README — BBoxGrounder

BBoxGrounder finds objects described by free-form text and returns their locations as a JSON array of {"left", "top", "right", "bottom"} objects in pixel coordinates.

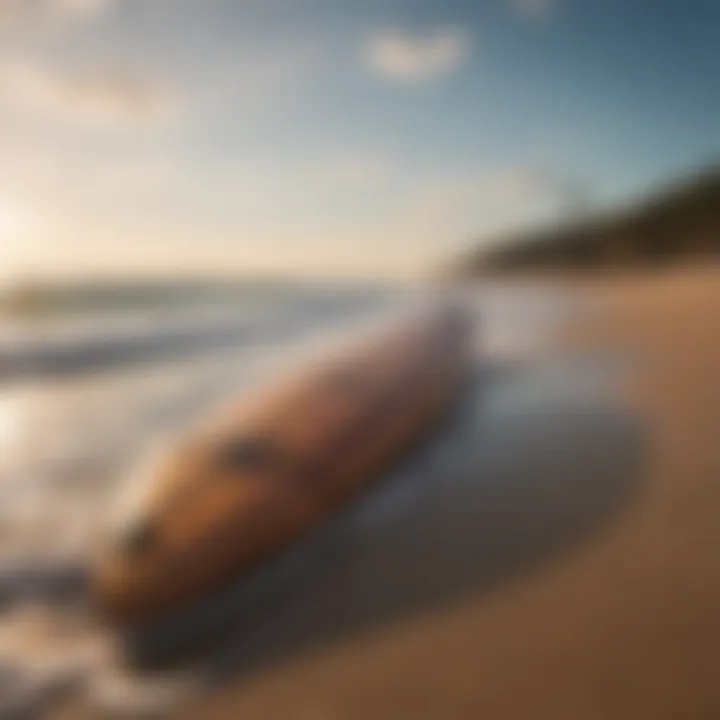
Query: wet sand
[{"left": 192, "top": 268, "right": 720, "bottom": 720}]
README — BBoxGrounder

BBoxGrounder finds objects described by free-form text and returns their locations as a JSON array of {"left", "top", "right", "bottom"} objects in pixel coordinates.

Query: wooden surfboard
[{"left": 92, "top": 301, "right": 474, "bottom": 625}]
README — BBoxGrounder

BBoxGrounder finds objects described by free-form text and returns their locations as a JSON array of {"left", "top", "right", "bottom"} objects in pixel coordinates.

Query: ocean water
[{"left": 0, "top": 281, "right": 573, "bottom": 717}]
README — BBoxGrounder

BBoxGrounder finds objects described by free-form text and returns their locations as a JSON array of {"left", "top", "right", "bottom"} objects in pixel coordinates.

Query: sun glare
[
  {"left": 0, "top": 197, "right": 28, "bottom": 239},
  {"left": 0, "top": 197, "right": 34, "bottom": 276}
]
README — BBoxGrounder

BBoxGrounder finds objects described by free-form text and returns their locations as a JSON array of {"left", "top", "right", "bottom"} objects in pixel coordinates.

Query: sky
[{"left": 0, "top": 0, "right": 718, "bottom": 279}]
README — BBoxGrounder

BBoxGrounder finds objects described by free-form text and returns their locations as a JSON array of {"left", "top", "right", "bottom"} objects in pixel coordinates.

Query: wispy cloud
[
  {"left": 510, "top": 0, "right": 557, "bottom": 22},
  {"left": 0, "top": 58, "right": 176, "bottom": 128},
  {"left": 362, "top": 27, "right": 471, "bottom": 84}
]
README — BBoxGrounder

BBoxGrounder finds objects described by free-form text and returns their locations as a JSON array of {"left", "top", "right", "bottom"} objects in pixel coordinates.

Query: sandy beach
[
  {"left": 3, "top": 271, "right": 717, "bottom": 718},
  {"left": 191, "top": 268, "right": 720, "bottom": 720}
]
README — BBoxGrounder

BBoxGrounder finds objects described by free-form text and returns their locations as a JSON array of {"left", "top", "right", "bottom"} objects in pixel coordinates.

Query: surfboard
[{"left": 92, "top": 301, "right": 474, "bottom": 625}]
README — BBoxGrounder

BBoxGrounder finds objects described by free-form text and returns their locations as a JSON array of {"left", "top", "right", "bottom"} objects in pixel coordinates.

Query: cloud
[
  {"left": 0, "top": 58, "right": 176, "bottom": 127},
  {"left": 510, "top": 0, "right": 557, "bottom": 22},
  {"left": 362, "top": 27, "right": 471, "bottom": 83}
]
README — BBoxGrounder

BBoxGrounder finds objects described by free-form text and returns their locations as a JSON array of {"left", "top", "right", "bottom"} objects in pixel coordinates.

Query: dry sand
[{"left": 192, "top": 267, "right": 720, "bottom": 719}]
